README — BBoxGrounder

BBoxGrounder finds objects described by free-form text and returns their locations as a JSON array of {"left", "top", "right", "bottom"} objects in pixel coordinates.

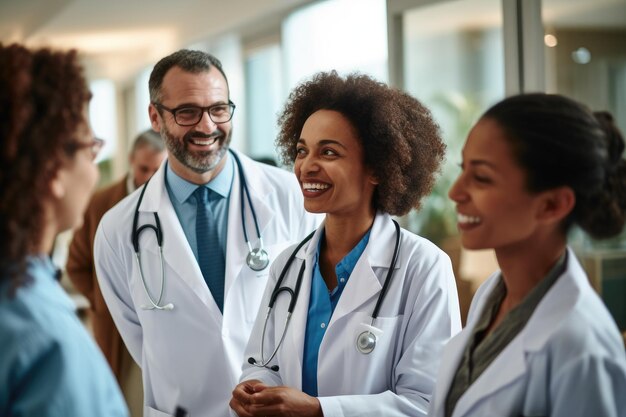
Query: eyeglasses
[
  {"left": 66, "top": 137, "right": 105, "bottom": 161},
  {"left": 153, "top": 101, "right": 236, "bottom": 126}
]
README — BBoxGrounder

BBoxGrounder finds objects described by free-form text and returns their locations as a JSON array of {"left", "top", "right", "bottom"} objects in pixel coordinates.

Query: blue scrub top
[
  {"left": 0, "top": 255, "right": 128, "bottom": 417},
  {"left": 302, "top": 229, "right": 371, "bottom": 396}
]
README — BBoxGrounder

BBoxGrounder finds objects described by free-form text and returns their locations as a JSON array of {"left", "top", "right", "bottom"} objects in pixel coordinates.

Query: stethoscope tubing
[
  {"left": 251, "top": 220, "right": 401, "bottom": 369},
  {"left": 132, "top": 151, "right": 266, "bottom": 310}
]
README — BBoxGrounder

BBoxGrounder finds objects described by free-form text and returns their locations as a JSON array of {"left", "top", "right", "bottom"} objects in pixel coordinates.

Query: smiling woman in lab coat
[
  {"left": 229, "top": 71, "right": 462, "bottom": 417},
  {"left": 429, "top": 93, "right": 626, "bottom": 417}
]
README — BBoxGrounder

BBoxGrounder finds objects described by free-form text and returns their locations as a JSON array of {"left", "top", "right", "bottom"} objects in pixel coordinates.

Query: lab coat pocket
[
  {"left": 343, "top": 312, "right": 403, "bottom": 393},
  {"left": 241, "top": 267, "right": 270, "bottom": 324}
]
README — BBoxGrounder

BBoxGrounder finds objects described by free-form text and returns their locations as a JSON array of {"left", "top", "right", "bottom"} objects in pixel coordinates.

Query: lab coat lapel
[
  {"left": 329, "top": 213, "right": 394, "bottom": 326},
  {"left": 224, "top": 152, "right": 274, "bottom": 296},
  {"left": 431, "top": 330, "right": 473, "bottom": 415},
  {"left": 451, "top": 248, "right": 581, "bottom": 417},
  {"left": 453, "top": 335, "right": 527, "bottom": 417},
  {"left": 285, "top": 225, "right": 322, "bottom": 389},
  {"left": 139, "top": 162, "right": 220, "bottom": 315}
]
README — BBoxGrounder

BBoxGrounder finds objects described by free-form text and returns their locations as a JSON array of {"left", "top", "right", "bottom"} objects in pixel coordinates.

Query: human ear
[
  {"left": 49, "top": 170, "right": 67, "bottom": 199},
  {"left": 536, "top": 186, "right": 575, "bottom": 224},
  {"left": 148, "top": 104, "right": 162, "bottom": 132}
]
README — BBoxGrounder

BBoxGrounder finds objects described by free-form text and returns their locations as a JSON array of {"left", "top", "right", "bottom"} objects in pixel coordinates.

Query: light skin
[
  {"left": 148, "top": 65, "right": 232, "bottom": 185},
  {"left": 130, "top": 145, "right": 167, "bottom": 188},
  {"left": 43, "top": 127, "right": 100, "bottom": 253},
  {"left": 230, "top": 110, "right": 378, "bottom": 417},
  {"left": 449, "top": 117, "right": 575, "bottom": 331}
]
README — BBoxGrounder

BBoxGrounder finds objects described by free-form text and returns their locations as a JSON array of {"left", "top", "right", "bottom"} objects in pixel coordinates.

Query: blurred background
[{"left": 2, "top": 0, "right": 625, "bottom": 326}]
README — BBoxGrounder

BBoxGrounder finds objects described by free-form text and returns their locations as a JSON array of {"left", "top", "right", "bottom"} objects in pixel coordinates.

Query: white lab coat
[
  {"left": 239, "top": 212, "right": 462, "bottom": 417},
  {"left": 94, "top": 151, "right": 321, "bottom": 417},
  {"left": 428, "top": 247, "right": 626, "bottom": 417}
]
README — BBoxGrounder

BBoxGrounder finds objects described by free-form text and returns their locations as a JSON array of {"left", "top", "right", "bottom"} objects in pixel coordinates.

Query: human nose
[
  {"left": 195, "top": 109, "right": 218, "bottom": 133},
  {"left": 448, "top": 173, "right": 467, "bottom": 203},
  {"left": 296, "top": 153, "right": 319, "bottom": 176}
]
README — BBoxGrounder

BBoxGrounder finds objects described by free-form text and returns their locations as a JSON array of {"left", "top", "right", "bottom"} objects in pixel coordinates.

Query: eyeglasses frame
[{"left": 152, "top": 101, "right": 236, "bottom": 126}]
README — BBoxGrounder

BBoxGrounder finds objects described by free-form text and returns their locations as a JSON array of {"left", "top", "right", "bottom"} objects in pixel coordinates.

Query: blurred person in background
[
  {"left": 0, "top": 43, "right": 128, "bottom": 416},
  {"left": 67, "top": 129, "right": 166, "bottom": 417}
]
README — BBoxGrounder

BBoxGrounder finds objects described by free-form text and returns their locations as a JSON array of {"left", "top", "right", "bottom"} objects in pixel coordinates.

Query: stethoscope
[
  {"left": 248, "top": 220, "right": 401, "bottom": 371},
  {"left": 132, "top": 149, "right": 269, "bottom": 311}
]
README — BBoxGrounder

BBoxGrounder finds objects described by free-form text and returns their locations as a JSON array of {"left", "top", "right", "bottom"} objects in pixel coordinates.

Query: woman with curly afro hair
[
  {"left": 231, "top": 71, "right": 461, "bottom": 417},
  {"left": 0, "top": 44, "right": 128, "bottom": 416}
]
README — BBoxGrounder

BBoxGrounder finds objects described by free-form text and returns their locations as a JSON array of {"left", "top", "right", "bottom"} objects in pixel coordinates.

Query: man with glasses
[
  {"left": 67, "top": 129, "right": 166, "bottom": 417},
  {"left": 93, "top": 49, "right": 319, "bottom": 417}
]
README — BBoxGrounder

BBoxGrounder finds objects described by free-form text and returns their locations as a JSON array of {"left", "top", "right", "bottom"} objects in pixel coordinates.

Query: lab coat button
[{"left": 320, "top": 323, "right": 326, "bottom": 328}]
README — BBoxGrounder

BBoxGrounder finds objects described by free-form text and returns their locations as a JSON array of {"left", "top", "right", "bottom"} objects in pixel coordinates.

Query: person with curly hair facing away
[
  {"left": 0, "top": 43, "right": 128, "bottom": 417},
  {"left": 428, "top": 93, "right": 626, "bottom": 417},
  {"left": 230, "top": 71, "right": 461, "bottom": 417}
]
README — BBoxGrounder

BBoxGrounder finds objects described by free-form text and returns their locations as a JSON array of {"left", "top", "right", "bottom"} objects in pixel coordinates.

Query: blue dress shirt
[
  {"left": 0, "top": 255, "right": 128, "bottom": 417},
  {"left": 301, "top": 229, "right": 371, "bottom": 396},
  {"left": 165, "top": 155, "right": 234, "bottom": 262}
]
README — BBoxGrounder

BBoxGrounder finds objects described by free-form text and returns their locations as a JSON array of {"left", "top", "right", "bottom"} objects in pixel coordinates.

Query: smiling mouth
[
  {"left": 189, "top": 137, "right": 219, "bottom": 146},
  {"left": 457, "top": 213, "right": 482, "bottom": 225},
  {"left": 302, "top": 182, "right": 330, "bottom": 192}
]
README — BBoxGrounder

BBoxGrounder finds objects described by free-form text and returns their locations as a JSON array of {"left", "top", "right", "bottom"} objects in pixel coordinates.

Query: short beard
[{"left": 161, "top": 125, "right": 231, "bottom": 174}]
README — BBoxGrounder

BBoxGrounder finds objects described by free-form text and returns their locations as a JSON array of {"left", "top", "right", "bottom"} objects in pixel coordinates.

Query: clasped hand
[{"left": 230, "top": 379, "right": 323, "bottom": 417}]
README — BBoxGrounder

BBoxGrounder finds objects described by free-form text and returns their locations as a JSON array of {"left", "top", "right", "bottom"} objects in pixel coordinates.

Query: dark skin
[{"left": 230, "top": 110, "right": 378, "bottom": 417}]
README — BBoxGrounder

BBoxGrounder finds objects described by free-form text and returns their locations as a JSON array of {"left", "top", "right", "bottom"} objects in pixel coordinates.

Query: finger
[
  {"left": 232, "top": 384, "right": 255, "bottom": 405},
  {"left": 229, "top": 398, "right": 254, "bottom": 417}
]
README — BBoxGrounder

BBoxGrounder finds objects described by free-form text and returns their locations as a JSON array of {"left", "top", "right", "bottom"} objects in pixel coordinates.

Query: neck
[
  {"left": 322, "top": 209, "right": 376, "bottom": 264},
  {"left": 495, "top": 233, "right": 567, "bottom": 307}
]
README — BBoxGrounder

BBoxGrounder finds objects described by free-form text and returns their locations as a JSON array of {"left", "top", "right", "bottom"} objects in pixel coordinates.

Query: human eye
[
  {"left": 175, "top": 107, "right": 200, "bottom": 122},
  {"left": 473, "top": 171, "right": 492, "bottom": 184},
  {"left": 209, "top": 104, "right": 229, "bottom": 115},
  {"left": 321, "top": 147, "right": 339, "bottom": 157},
  {"left": 295, "top": 145, "right": 308, "bottom": 158}
]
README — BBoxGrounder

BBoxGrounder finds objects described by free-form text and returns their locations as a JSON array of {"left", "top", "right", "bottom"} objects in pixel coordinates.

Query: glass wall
[
  {"left": 243, "top": 0, "right": 389, "bottom": 161},
  {"left": 401, "top": 0, "right": 504, "bottom": 246},
  {"left": 543, "top": 0, "right": 626, "bottom": 332}
]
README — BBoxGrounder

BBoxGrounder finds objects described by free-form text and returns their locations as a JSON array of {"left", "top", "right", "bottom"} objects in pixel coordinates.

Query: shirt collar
[
  {"left": 165, "top": 153, "right": 234, "bottom": 203},
  {"left": 314, "top": 228, "right": 372, "bottom": 279}
]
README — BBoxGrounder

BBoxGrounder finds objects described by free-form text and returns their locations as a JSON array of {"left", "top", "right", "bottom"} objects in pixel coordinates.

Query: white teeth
[
  {"left": 302, "top": 182, "right": 329, "bottom": 191},
  {"left": 458, "top": 213, "right": 482, "bottom": 224},
  {"left": 190, "top": 137, "right": 219, "bottom": 146}
]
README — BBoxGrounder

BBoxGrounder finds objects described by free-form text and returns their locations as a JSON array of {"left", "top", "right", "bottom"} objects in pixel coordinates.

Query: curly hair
[
  {"left": 483, "top": 93, "right": 626, "bottom": 239},
  {"left": 276, "top": 71, "right": 445, "bottom": 216},
  {"left": 0, "top": 43, "right": 91, "bottom": 289}
]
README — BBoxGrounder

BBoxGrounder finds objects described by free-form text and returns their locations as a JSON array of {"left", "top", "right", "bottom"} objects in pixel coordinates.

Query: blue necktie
[{"left": 194, "top": 186, "right": 225, "bottom": 312}]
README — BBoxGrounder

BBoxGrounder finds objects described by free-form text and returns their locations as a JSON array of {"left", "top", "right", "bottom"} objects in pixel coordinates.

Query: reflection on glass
[
  {"left": 401, "top": 0, "right": 504, "bottom": 246},
  {"left": 544, "top": 0, "right": 626, "bottom": 250}
]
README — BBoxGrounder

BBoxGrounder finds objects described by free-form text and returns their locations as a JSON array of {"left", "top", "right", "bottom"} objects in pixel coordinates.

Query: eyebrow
[
  {"left": 297, "top": 138, "right": 348, "bottom": 150},
  {"left": 172, "top": 100, "right": 229, "bottom": 108},
  {"left": 466, "top": 159, "right": 499, "bottom": 170}
]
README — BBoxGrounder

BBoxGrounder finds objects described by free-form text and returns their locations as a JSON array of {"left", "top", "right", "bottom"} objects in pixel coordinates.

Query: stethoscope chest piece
[
  {"left": 246, "top": 247, "right": 270, "bottom": 271},
  {"left": 355, "top": 323, "right": 384, "bottom": 355},
  {"left": 356, "top": 331, "right": 377, "bottom": 354}
]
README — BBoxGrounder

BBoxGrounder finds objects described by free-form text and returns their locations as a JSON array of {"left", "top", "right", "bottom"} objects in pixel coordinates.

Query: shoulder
[
  {"left": 398, "top": 227, "right": 452, "bottom": 271},
  {"left": 548, "top": 290, "right": 625, "bottom": 361},
  {"left": 238, "top": 152, "right": 300, "bottom": 193}
]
